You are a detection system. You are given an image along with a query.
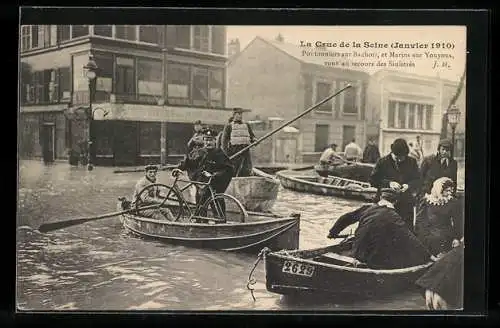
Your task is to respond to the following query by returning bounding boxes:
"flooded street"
[17,160,465,311]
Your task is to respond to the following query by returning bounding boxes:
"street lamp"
[83,54,99,171]
[446,104,461,158]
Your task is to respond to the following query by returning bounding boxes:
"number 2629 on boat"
[282,260,315,277]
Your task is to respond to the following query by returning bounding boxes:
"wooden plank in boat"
[316,252,367,268]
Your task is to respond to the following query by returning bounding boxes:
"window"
[138,58,162,96]
[58,25,71,42]
[115,57,135,95]
[94,54,114,92]
[315,124,329,152]
[209,69,223,107]
[138,25,159,44]
[139,122,161,155]
[175,26,191,49]
[425,105,433,130]
[31,25,39,48]
[398,102,406,128]
[167,63,190,105]
[408,103,416,129]
[21,26,31,51]
[93,25,112,37]
[192,67,209,106]
[72,25,89,38]
[49,70,59,103]
[193,25,209,52]
[388,101,396,128]
[59,67,71,100]
[343,84,358,114]
[115,25,136,41]
[416,104,424,129]
[316,82,332,112]
[211,26,225,55]
[93,121,113,156]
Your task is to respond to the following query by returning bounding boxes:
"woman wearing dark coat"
[414,177,464,257]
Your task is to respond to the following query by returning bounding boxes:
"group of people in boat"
[328,137,463,310]
[129,107,256,223]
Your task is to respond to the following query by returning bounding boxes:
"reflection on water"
[18,161,464,311]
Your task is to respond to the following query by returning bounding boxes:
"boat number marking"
[282,260,315,277]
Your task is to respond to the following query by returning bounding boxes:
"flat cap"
[145,164,159,171]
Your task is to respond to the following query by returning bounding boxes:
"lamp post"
[83,54,99,171]
[446,104,461,158]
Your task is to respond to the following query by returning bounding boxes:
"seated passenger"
[414,177,464,258]
[327,188,433,269]
[131,165,174,221]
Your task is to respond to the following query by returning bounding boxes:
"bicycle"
[133,169,248,223]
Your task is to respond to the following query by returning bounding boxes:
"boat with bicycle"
[118,170,300,252]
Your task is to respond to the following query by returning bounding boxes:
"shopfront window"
[138,58,163,96]
[139,122,161,156]
[167,63,190,105]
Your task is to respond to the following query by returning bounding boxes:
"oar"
[228,84,352,161]
[37,204,161,233]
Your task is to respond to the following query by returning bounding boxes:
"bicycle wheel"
[134,183,185,221]
[200,193,248,223]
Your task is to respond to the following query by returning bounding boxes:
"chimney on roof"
[228,38,240,57]
[275,33,284,42]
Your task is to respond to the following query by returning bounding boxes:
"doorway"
[41,123,55,163]
[342,125,356,150]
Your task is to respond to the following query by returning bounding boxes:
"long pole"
[87,80,94,171]
[451,125,456,158]
[229,84,352,160]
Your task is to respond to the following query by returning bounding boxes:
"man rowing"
[327,188,433,269]
[174,128,234,222]
[131,164,175,221]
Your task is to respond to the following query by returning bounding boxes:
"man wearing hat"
[175,127,234,222]
[221,107,256,177]
[187,120,205,154]
[369,138,421,229]
[420,139,458,196]
[131,164,174,221]
[327,188,433,269]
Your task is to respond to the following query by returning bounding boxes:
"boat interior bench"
[314,252,368,268]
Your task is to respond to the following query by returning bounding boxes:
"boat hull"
[314,163,375,182]
[120,209,300,253]
[264,242,433,299]
[277,170,377,202]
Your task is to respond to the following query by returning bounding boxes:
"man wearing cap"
[187,120,205,154]
[131,165,175,221]
[221,107,256,177]
[369,138,421,229]
[327,188,433,269]
[420,139,458,196]
[175,128,234,222]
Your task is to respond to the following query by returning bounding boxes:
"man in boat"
[131,165,175,221]
[420,139,458,197]
[327,188,434,269]
[369,138,420,230]
[174,128,234,222]
[221,107,256,177]
[344,138,363,162]
[187,120,205,154]
[362,137,381,164]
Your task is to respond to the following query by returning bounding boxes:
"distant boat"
[262,237,433,299]
[314,162,375,183]
[276,170,377,202]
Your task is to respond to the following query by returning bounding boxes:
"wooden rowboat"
[118,202,300,253]
[314,162,375,182]
[276,170,377,202]
[262,238,433,299]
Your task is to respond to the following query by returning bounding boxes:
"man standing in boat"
[369,138,420,230]
[131,165,175,221]
[344,138,363,162]
[174,128,234,222]
[362,137,381,164]
[419,139,458,196]
[327,188,434,269]
[221,107,256,177]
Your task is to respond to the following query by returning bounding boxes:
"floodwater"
[17,160,464,311]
